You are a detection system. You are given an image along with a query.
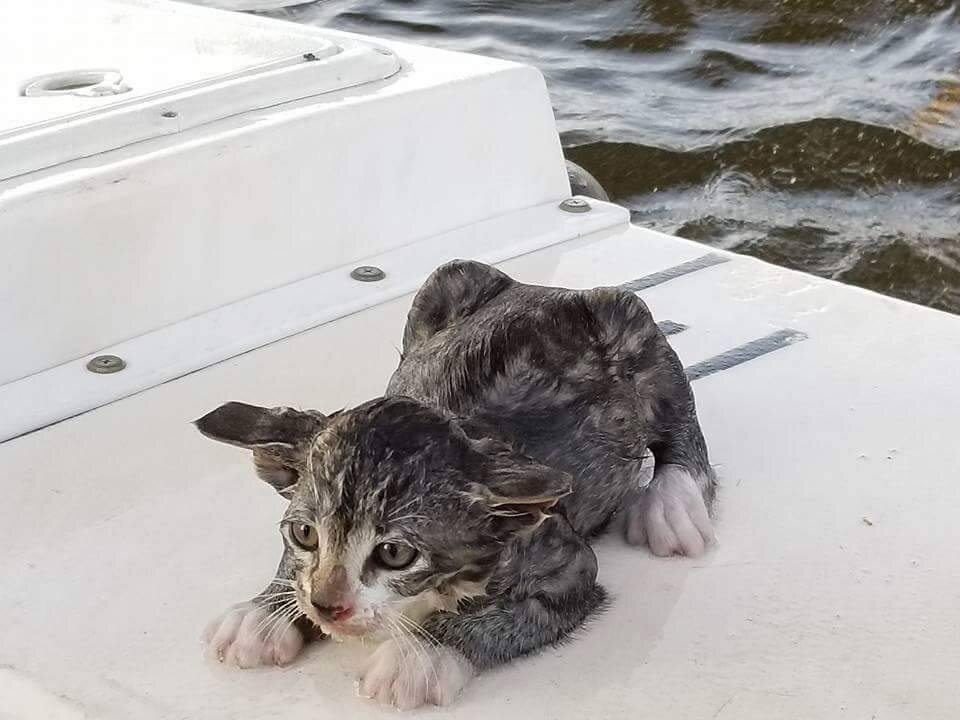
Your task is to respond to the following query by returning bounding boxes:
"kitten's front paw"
[624,466,716,557]
[358,638,474,709]
[203,601,304,668]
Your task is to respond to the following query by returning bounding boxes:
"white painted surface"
[0,199,627,442]
[1,0,353,140]
[0,0,568,386]
[2,41,400,182]
[1,227,958,719]
[181,0,311,9]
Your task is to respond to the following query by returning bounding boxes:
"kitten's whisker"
[400,622,443,697]
[266,603,303,644]
[257,606,285,638]
[262,602,300,643]
[380,618,411,699]
[253,604,288,638]
[385,514,428,524]
[405,623,440,693]
[254,599,297,637]
[266,577,296,588]
[386,614,431,699]
[386,497,419,520]
[382,615,418,689]
[386,608,439,693]
[394,613,441,650]
[387,607,441,649]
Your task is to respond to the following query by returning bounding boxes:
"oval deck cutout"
[22,69,129,97]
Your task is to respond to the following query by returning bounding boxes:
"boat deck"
[2,218,958,719]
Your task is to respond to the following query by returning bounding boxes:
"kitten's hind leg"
[624,464,716,557]
[624,404,717,557]
[581,286,717,557]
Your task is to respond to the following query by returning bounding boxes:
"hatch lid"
[0,0,399,181]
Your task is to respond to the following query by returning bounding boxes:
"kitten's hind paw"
[203,601,304,668]
[624,465,716,557]
[358,638,474,709]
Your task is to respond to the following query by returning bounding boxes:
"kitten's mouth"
[294,596,371,637]
[304,609,376,639]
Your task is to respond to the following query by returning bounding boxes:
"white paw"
[624,465,716,557]
[358,638,474,710]
[203,601,304,668]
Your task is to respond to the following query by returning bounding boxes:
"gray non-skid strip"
[656,320,688,336]
[684,329,808,382]
[619,255,805,380]
[621,253,729,293]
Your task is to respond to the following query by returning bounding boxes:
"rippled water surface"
[268,1,960,313]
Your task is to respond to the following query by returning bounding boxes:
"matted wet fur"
[198,260,717,709]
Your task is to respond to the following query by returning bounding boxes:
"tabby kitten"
[199,260,716,709]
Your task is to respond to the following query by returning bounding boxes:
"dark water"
[269,1,960,314]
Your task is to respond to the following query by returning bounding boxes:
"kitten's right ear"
[195,402,327,496]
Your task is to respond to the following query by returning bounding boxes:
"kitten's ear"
[464,435,572,528]
[195,402,327,496]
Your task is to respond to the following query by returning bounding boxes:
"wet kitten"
[199,260,716,709]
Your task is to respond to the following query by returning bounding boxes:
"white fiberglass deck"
[2,222,959,719]
[0,0,399,182]
[1,0,325,130]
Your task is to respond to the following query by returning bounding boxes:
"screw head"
[86,355,126,374]
[559,198,592,213]
[350,265,386,282]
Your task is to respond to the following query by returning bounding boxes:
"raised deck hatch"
[0,0,399,181]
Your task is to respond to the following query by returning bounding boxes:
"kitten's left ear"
[465,437,573,527]
[195,402,327,496]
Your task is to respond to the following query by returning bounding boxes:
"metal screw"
[161,111,178,119]
[350,265,386,282]
[559,198,592,214]
[86,355,126,374]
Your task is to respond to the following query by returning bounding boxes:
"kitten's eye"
[373,542,417,570]
[290,523,319,550]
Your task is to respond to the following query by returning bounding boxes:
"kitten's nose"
[312,602,354,622]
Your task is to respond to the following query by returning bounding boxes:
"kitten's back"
[388,260,671,534]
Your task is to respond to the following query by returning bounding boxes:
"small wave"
[583,31,682,54]
[621,176,960,313]
[670,49,787,89]
[337,11,447,35]
[565,118,960,196]
[909,77,960,148]
[840,235,960,313]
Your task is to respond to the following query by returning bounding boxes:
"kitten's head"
[196,397,570,639]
